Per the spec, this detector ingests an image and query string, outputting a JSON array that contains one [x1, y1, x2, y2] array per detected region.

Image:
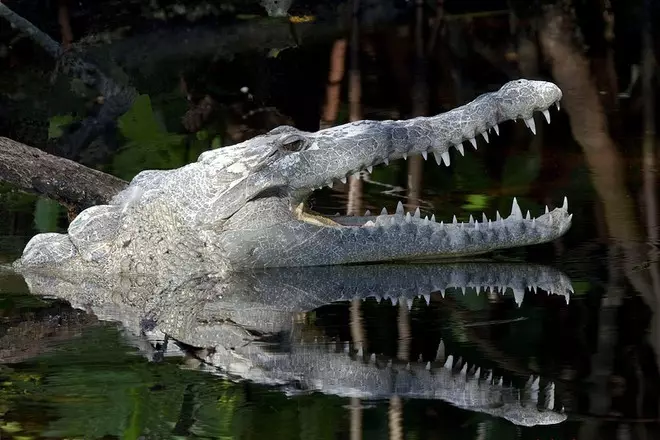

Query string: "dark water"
[[1, 1, 660, 438]]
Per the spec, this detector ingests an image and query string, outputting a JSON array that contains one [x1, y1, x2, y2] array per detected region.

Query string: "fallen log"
[[0, 137, 127, 217]]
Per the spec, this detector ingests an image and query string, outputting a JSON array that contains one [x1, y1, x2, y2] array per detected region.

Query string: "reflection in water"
[[18, 262, 573, 431]]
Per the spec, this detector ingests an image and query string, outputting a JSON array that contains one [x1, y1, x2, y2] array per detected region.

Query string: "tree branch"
[[0, 137, 127, 215]]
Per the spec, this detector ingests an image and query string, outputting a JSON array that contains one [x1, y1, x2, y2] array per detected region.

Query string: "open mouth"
[[292, 99, 571, 235]]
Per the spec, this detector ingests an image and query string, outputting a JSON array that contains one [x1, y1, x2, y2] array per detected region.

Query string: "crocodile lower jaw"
[[294, 196, 572, 238]]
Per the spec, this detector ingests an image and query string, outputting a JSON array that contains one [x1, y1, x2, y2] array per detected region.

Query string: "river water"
[[1, 1, 659, 439]]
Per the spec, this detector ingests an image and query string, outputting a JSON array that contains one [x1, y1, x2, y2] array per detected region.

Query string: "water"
[[1, 1, 659, 438]]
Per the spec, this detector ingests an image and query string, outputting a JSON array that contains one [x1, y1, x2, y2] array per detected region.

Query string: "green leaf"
[[461, 194, 490, 211], [211, 135, 223, 149], [196, 130, 209, 141], [33, 198, 62, 233], [113, 94, 186, 180], [48, 114, 77, 139], [117, 95, 166, 143]]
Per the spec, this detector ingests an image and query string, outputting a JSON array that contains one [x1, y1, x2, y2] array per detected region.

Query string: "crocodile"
[[19, 262, 572, 427], [15, 79, 572, 275]]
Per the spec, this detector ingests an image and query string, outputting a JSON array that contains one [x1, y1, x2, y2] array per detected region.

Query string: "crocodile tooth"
[[426, 361, 431, 370], [414, 207, 420, 218], [327, 180, 334, 188], [443, 355, 454, 369], [460, 363, 468, 376], [542, 108, 551, 123], [469, 137, 478, 149], [423, 216, 429, 226], [384, 158, 389, 166], [482, 213, 488, 222], [421, 151, 428, 160], [340, 176, 347, 184], [452, 215, 458, 224], [405, 212, 412, 223], [436, 340, 445, 360], [493, 123, 500, 135], [510, 197, 523, 219], [532, 217, 536, 226], [524, 117, 537, 135], [403, 153, 408, 160], [441, 152, 451, 166], [363, 220, 376, 227], [469, 214, 474, 223], [423, 293, 430, 305], [432, 151, 442, 165], [475, 367, 481, 378], [366, 166, 373, 173], [545, 382, 556, 410], [396, 201, 405, 215], [545, 205, 549, 214], [352, 172, 361, 180], [556, 101, 561, 110], [455, 144, 465, 156], [562, 196, 568, 210], [496, 211, 502, 221], [474, 220, 479, 230], [525, 210, 531, 220], [481, 131, 489, 143], [364, 209, 371, 216], [431, 214, 436, 222]]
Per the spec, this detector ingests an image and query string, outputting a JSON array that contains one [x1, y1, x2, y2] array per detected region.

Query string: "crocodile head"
[[15, 79, 572, 272], [213, 79, 572, 267]]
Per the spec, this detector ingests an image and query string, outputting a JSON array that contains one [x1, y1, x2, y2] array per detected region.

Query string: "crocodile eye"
[[279, 134, 308, 152]]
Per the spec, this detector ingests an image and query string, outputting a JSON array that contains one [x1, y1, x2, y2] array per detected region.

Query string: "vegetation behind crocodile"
[[14, 79, 572, 276]]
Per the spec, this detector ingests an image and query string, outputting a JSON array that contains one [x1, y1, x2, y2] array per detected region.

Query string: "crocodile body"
[[15, 79, 571, 275], [20, 262, 571, 427]]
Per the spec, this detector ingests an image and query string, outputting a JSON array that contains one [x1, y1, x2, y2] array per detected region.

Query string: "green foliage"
[[47, 114, 78, 140], [461, 194, 491, 211], [33, 198, 63, 233], [0, 184, 38, 212], [569, 281, 590, 296], [112, 94, 187, 180]]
